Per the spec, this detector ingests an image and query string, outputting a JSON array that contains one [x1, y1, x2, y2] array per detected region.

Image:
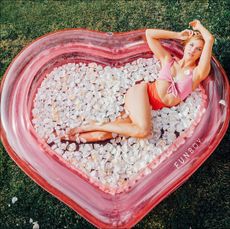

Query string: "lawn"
[[0, 0, 229, 228]]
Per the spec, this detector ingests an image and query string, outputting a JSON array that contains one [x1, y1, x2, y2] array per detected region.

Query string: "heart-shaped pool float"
[[1, 29, 229, 228]]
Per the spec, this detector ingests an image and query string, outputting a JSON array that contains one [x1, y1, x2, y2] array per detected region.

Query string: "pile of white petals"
[[32, 57, 206, 194]]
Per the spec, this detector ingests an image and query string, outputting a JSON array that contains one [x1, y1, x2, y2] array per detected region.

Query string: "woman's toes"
[[68, 127, 78, 135]]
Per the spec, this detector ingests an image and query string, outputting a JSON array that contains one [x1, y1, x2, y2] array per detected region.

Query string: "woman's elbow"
[[206, 35, 215, 43], [145, 29, 156, 38], [210, 35, 215, 42], [145, 29, 150, 38]]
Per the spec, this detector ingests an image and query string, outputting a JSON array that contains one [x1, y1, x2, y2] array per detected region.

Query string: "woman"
[[60, 19, 214, 143]]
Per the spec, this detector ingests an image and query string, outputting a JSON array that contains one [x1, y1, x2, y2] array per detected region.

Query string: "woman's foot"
[[58, 129, 113, 143], [78, 131, 113, 142]]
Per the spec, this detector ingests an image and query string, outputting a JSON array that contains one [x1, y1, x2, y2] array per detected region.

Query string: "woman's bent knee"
[[137, 128, 151, 138]]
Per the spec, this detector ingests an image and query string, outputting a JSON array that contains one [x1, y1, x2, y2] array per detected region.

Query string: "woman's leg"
[[77, 82, 153, 139], [63, 114, 132, 142]]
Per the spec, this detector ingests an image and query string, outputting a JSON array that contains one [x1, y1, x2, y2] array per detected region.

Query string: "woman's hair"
[[181, 32, 205, 46]]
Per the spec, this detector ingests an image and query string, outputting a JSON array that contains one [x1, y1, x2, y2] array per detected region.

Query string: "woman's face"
[[184, 38, 204, 62]]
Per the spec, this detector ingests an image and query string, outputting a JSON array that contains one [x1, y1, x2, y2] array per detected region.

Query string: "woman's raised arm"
[[145, 29, 192, 65], [190, 20, 215, 79]]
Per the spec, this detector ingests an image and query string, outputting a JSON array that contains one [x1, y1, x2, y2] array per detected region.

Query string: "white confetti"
[[219, 99, 226, 106], [11, 196, 18, 204], [33, 222, 39, 229]]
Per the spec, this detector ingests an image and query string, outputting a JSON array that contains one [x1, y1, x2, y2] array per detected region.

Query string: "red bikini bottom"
[[147, 81, 169, 110]]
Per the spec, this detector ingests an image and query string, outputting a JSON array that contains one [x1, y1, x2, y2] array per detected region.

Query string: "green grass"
[[0, 0, 229, 228]]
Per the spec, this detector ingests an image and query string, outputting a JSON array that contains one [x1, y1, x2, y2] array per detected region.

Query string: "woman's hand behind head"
[[179, 29, 194, 40], [189, 19, 202, 30]]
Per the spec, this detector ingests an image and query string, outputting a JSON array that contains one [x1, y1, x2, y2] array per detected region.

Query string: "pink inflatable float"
[[0, 29, 229, 228]]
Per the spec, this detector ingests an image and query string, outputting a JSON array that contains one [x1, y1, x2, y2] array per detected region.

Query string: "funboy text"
[[174, 138, 201, 169]]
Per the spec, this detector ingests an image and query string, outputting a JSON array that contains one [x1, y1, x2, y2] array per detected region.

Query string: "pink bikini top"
[[158, 58, 193, 100]]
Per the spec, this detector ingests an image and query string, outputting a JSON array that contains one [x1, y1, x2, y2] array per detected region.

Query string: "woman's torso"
[[155, 57, 199, 106]]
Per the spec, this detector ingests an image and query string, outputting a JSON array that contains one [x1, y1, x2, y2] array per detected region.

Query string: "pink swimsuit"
[[158, 58, 193, 101], [147, 58, 193, 110]]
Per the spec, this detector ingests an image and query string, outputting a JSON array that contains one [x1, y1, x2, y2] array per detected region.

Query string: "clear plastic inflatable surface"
[[0, 29, 229, 228]]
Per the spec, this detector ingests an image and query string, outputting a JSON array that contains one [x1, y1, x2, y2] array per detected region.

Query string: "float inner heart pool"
[[1, 29, 229, 228], [32, 57, 207, 195]]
